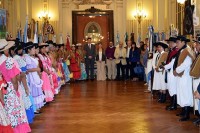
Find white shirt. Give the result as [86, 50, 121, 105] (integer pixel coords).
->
[99, 51, 102, 61]
[127, 47, 131, 58]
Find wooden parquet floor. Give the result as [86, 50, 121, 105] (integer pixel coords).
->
[30, 80, 200, 133]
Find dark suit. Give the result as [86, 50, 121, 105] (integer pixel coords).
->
[84, 44, 96, 79]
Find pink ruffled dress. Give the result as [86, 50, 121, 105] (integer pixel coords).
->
[38, 54, 54, 102]
[0, 55, 31, 133]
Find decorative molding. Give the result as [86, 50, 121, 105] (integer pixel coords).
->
[85, 6, 101, 13]
[61, 0, 70, 8]
[116, 0, 123, 8]
[81, 0, 104, 5]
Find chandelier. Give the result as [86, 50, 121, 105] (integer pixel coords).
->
[133, 9, 147, 24]
[83, 34, 104, 43]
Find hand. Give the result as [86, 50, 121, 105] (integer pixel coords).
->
[194, 91, 200, 99]
[129, 62, 131, 65]
[25, 89, 29, 96]
[109, 58, 112, 60]
[137, 62, 140, 64]
[173, 70, 178, 76]
[159, 65, 164, 69]
[155, 68, 159, 72]
[89, 56, 92, 59]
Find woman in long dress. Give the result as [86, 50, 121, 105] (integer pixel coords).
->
[24, 42, 45, 113]
[0, 72, 13, 133]
[76, 43, 87, 80]
[96, 42, 106, 81]
[37, 43, 54, 102]
[69, 44, 81, 80]
[0, 40, 31, 133]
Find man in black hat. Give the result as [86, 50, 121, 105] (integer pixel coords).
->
[191, 36, 200, 124]
[152, 41, 168, 103]
[173, 36, 193, 121]
[162, 37, 179, 110]
[83, 37, 96, 80]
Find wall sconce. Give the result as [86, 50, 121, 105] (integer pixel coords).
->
[38, 11, 51, 21]
[133, 9, 147, 24]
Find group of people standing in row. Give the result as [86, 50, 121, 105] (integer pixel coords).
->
[84, 37, 148, 81]
[0, 38, 90, 133]
[149, 35, 200, 125]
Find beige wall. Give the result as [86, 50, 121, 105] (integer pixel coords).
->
[3, 0, 178, 43]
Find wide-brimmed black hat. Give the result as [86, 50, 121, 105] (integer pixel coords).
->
[53, 43, 57, 46]
[34, 43, 39, 49]
[46, 40, 54, 44]
[165, 37, 177, 42]
[175, 36, 190, 42]
[14, 43, 23, 52]
[57, 44, 64, 48]
[24, 41, 34, 50]
[153, 41, 168, 49]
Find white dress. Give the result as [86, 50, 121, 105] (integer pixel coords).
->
[176, 55, 193, 107]
[164, 58, 177, 96]
[152, 51, 167, 90]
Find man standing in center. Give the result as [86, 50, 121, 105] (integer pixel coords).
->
[84, 37, 96, 80]
[114, 42, 127, 80]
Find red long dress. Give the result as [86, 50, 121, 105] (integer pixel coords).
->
[70, 52, 81, 80]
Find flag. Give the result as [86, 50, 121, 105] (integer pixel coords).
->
[116, 31, 120, 45]
[66, 34, 71, 51]
[124, 32, 128, 44]
[59, 34, 63, 44]
[148, 25, 154, 53]
[17, 29, 21, 41]
[33, 22, 38, 43]
[53, 35, 56, 43]
[24, 16, 28, 43]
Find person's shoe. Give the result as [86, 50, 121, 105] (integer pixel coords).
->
[193, 118, 200, 125]
[158, 93, 163, 103]
[179, 106, 190, 121]
[144, 83, 148, 86]
[160, 94, 166, 103]
[176, 108, 185, 116]
[167, 95, 177, 110]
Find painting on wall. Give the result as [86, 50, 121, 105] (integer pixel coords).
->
[0, 8, 6, 39]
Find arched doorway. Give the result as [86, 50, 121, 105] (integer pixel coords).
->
[72, 7, 114, 49]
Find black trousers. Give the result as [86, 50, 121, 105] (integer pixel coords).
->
[116, 61, 125, 80]
[126, 58, 131, 79]
[130, 62, 137, 78]
[85, 58, 95, 79]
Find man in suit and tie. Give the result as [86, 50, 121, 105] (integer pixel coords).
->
[84, 37, 96, 80]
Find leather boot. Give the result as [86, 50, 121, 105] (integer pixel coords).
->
[179, 106, 190, 121]
[166, 96, 173, 110]
[161, 93, 166, 103]
[176, 108, 184, 116]
[158, 93, 163, 103]
[167, 95, 177, 110]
